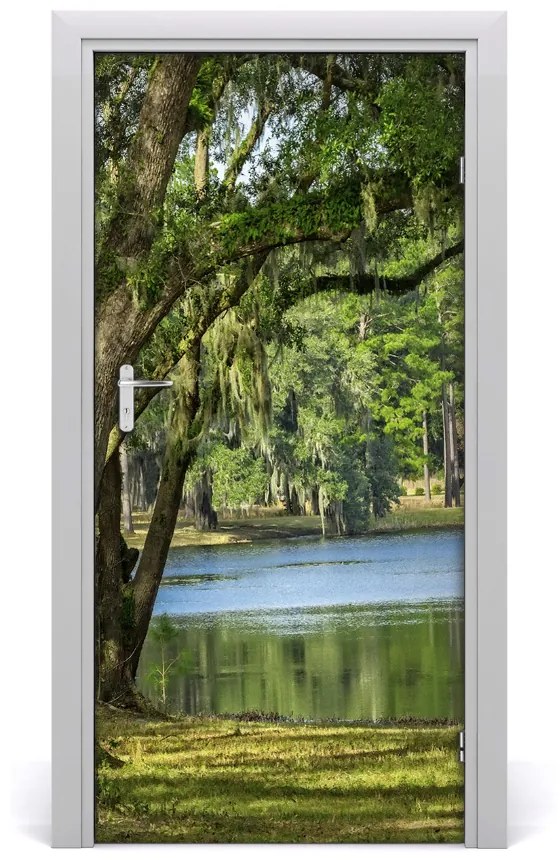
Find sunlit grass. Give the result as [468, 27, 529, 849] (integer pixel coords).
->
[377, 505, 464, 532]
[123, 503, 463, 550]
[96, 709, 464, 844]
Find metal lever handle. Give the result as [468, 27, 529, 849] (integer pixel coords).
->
[119, 364, 173, 432]
[118, 379, 174, 389]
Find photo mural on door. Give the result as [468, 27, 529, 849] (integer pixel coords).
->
[94, 51, 465, 843]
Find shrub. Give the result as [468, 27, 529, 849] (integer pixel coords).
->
[432, 483, 443, 495]
[414, 487, 425, 496]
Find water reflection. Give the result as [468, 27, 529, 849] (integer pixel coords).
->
[137, 529, 464, 720]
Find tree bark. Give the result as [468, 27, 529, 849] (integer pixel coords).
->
[328, 501, 346, 536]
[448, 383, 461, 507]
[94, 259, 193, 507]
[223, 101, 272, 192]
[442, 385, 453, 508]
[194, 127, 210, 201]
[280, 474, 302, 515]
[136, 457, 147, 511]
[129, 444, 194, 679]
[120, 444, 134, 533]
[289, 485, 303, 516]
[318, 486, 327, 536]
[96, 453, 137, 704]
[101, 54, 202, 265]
[140, 466, 147, 511]
[422, 411, 432, 501]
[358, 312, 371, 341]
[194, 469, 218, 531]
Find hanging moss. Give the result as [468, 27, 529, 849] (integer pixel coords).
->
[349, 225, 367, 277]
[361, 182, 378, 235]
[201, 307, 273, 446]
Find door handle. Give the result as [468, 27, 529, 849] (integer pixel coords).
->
[118, 364, 173, 432]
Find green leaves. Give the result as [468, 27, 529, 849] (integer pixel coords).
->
[146, 614, 193, 710]
[218, 181, 363, 258]
[148, 613, 180, 646]
[206, 444, 269, 510]
[377, 55, 464, 190]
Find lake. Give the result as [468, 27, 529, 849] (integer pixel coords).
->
[138, 528, 464, 721]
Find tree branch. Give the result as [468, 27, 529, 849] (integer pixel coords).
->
[105, 252, 270, 462]
[314, 239, 464, 297]
[114, 172, 414, 387]
[290, 55, 381, 118]
[217, 172, 412, 262]
[105, 237, 463, 467]
[194, 126, 210, 201]
[222, 101, 273, 193]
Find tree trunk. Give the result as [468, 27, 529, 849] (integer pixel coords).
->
[94, 55, 202, 505]
[194, 470, 218, 530]
[120, 444, 134, 533]
[96, 453, 138, 704]
[448, 383, 461, 507]
[97, 347, 201, 700]
[137, 459, 147, 511]
[290, 485, 303, 516]
[194, 127, 210, 201]
[318, 487, 327, 536]
[358, 312, 371, 341]
[327, 501, 345, 536]
[280, 473, 290, 513]
[442, 384, 453, 508]
[422, 410, 431, 501]
[101, 54, 202, 265]
[129, 441, 196, 679]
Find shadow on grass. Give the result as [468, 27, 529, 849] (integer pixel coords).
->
[115, 769, 462, 804]
[97, 716, 464, 844]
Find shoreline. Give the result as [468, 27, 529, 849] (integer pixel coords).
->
[163, 710, 463, 728]
[124, 504, 464, 550]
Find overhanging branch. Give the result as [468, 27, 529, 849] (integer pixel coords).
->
[218, 173, 412, 263]
[314, 239, 464, 297]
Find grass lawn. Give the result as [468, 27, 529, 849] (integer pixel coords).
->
[375, 504, 464, 534]
[124, 502, 464, 550]
[96, 708, 464, 844]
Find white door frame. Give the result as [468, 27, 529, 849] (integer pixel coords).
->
[52, 10, 507, 848]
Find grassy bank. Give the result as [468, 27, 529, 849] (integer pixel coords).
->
[96, 709, 464, 844]
[124, 502, 464, 550]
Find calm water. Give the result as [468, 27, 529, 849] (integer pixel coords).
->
[138, 529, 464, 720]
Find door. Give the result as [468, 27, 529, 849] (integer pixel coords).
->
[93, 47, 466, 845]
[52, 12, 507, 850]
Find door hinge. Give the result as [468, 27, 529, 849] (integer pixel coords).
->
[459, 156, 465, 185]
[458, 730, 465, 764]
